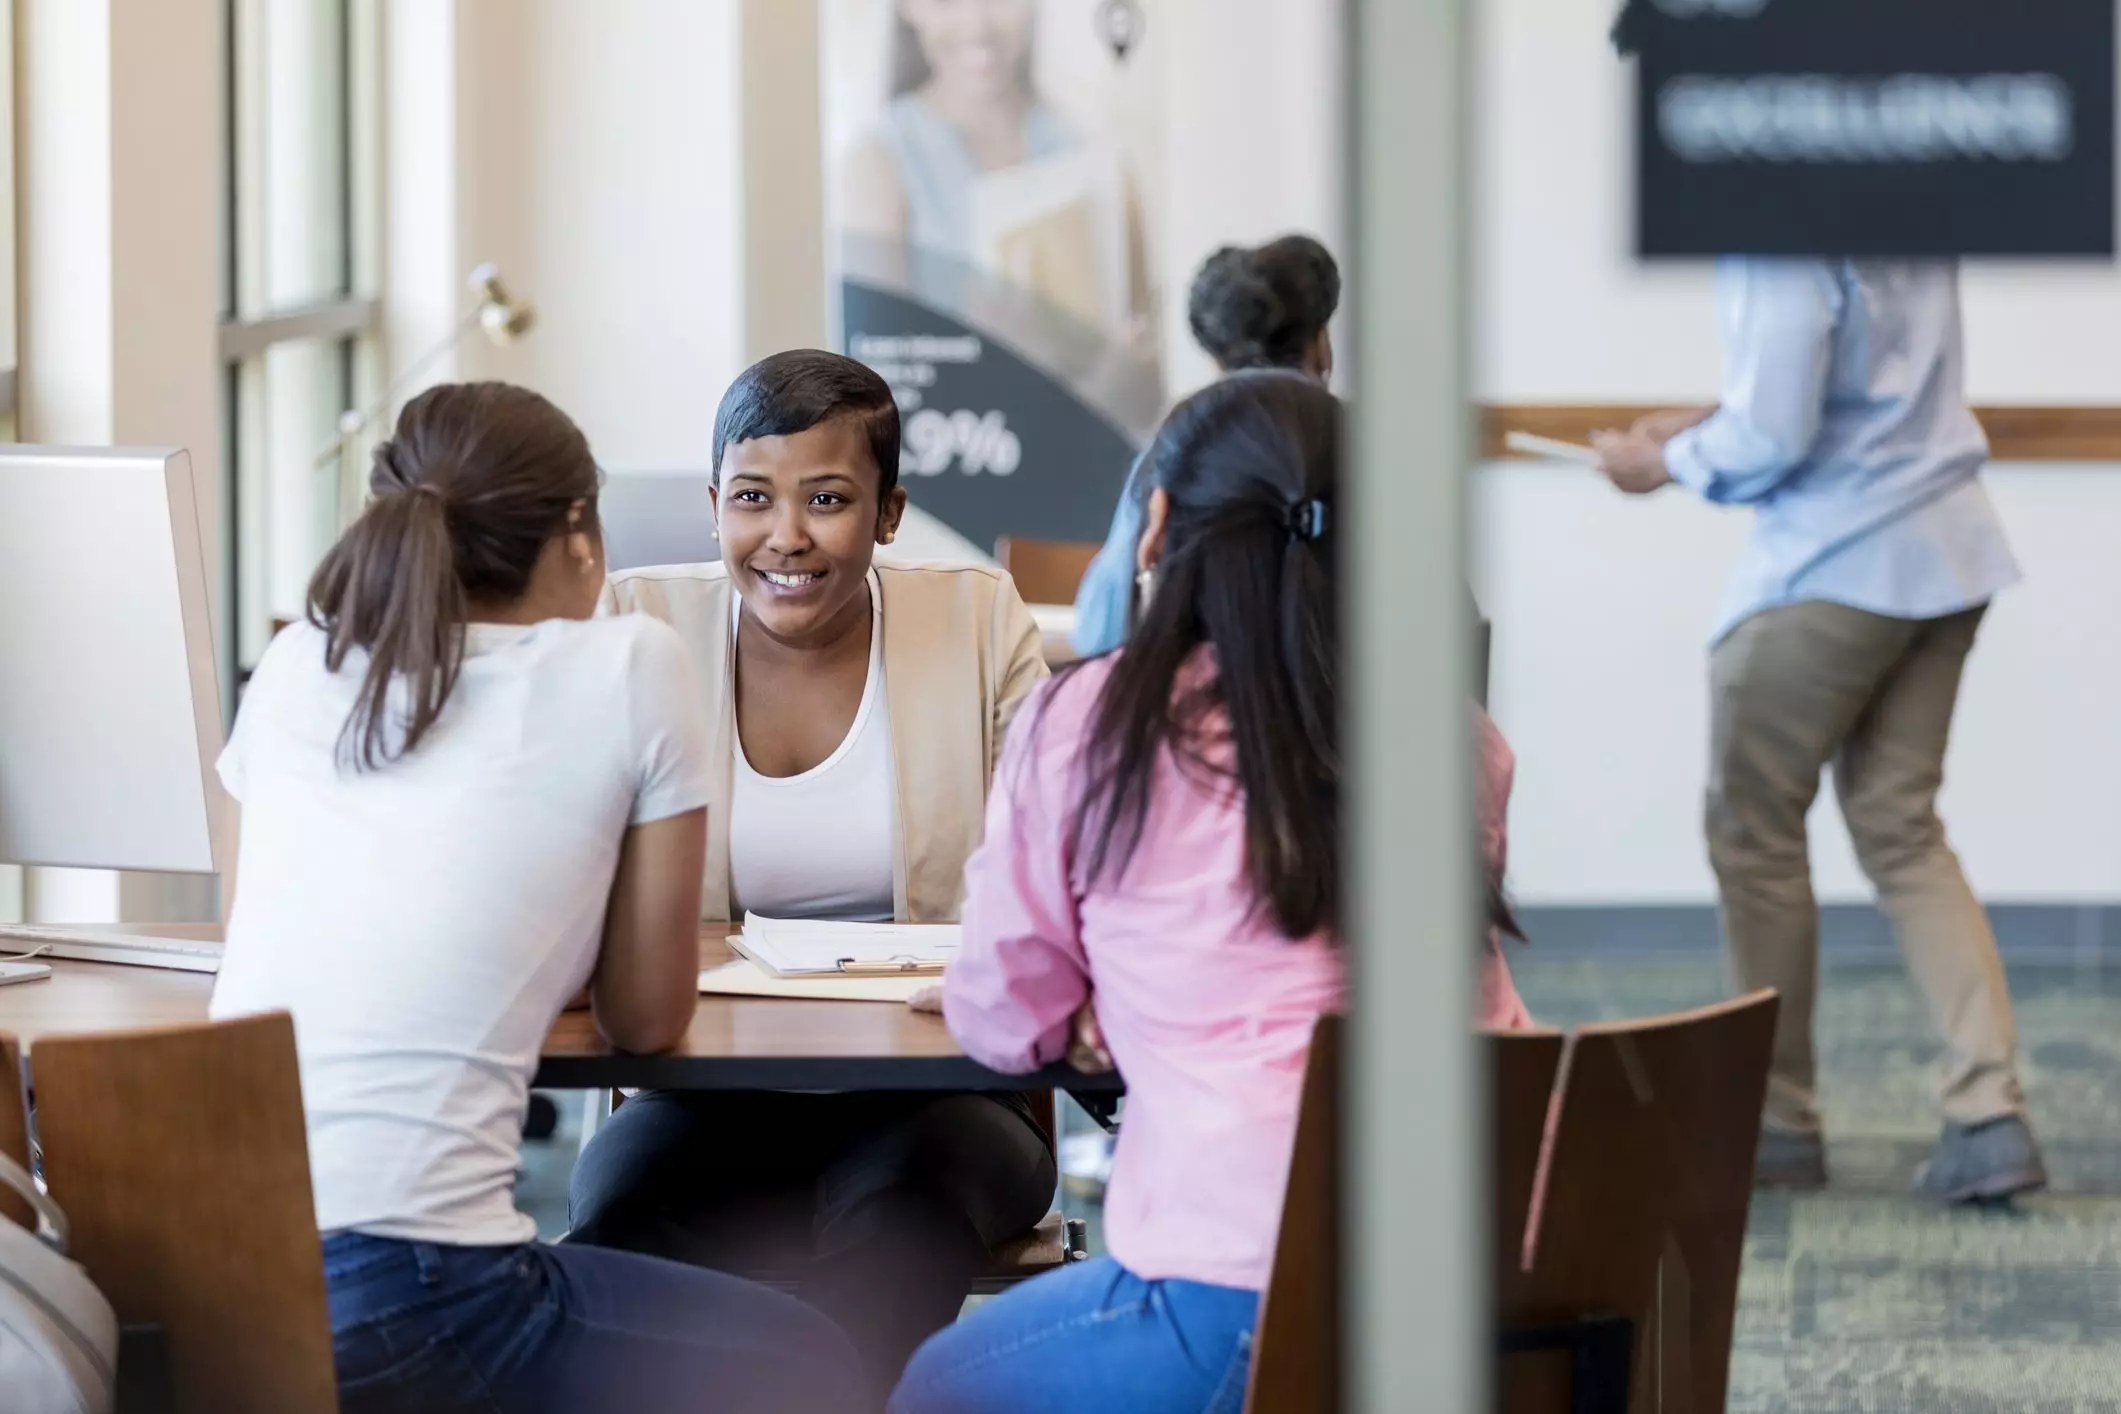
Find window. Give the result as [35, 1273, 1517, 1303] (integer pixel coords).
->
[221, 0, 381, 678]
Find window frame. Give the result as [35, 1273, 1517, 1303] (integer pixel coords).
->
[218, 0, 382, 687]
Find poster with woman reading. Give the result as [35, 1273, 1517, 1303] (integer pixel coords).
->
[825, 0, 1164, 558]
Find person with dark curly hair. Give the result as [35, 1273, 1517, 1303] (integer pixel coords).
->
[1071, 235, 1339, 656]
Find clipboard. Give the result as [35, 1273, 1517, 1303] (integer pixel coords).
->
[728, 937, 944, 978]
[698, 959, 931, 1004]
[727, 914, 959, 980]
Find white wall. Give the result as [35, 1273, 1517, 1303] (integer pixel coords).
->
[1475, 0, 2121, 903]
[382, 0, 462, 394]
[1156, 0, 1345, 399]
[446, 0, 746, 469]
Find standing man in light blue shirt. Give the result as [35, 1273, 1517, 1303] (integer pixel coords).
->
[1592, 257, 2043, 1203]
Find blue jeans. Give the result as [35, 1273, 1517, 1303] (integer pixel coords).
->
[888, 1257, 1259, 1414]
[323, 1232, 864, 1414]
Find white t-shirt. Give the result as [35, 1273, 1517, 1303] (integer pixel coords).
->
[728, 573, 897, 922]
[209, 615, 712, 1245]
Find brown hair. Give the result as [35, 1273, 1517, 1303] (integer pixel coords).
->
[306, 381, 600, 771]
[1488, 869, 1525, 943]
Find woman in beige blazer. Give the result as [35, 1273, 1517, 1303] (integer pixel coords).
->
[597, 556, 1044, 922]
[566, 351, 1056, 1408]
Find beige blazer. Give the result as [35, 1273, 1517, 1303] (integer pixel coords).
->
[603, 560, 1049, 923]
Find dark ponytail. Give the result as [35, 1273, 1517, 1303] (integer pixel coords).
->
[1488, 870, 1525, 943]
[1187, 235, 1342, 373]
[1061, 369, 1339, 939]
[306, 381, 600, 771]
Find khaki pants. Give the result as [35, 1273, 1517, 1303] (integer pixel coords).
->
[1707, 601, 2024, 1135]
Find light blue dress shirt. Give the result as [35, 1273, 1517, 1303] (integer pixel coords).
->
[1664, 257, 2020, 644]
[1073, 450, 1147, 656]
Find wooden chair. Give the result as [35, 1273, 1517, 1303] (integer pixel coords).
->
[1489, 1029, 1567, 1312]
[994, 536, 1100, 605]
[0, 1033, 30, 1229]
[1198, 990, 1775, 1413]
[30, 1012, 338, 1413]
[1243, 1013, 1340, 1414]
[1500, 991, 1779, 1414]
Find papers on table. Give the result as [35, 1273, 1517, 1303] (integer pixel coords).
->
[1026, 602, 1077, 638]
[728, 913, 961, 979]
[696, 959, 932, 1005]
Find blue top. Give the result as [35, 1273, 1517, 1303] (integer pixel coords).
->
[1073, 451, 1148, 656]
[877, 93, 1077, 259]
[1664, 258, 2019, 644]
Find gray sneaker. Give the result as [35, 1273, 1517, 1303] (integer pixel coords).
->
[1755, 1126, 1828, 1191]
[1914, 1115, 2048, 1204]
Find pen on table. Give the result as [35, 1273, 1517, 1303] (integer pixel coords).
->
[835, 957, 946, 977]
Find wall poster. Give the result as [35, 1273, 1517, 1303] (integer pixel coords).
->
[824, 0, 1165, 558]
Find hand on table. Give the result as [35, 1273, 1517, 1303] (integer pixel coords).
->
[905, 985, 1113, 1075]
[1590, 428, 1674, 496]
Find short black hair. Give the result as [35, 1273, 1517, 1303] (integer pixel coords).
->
[1186, 235, 1342, 372]
[711, 349, 902, 496]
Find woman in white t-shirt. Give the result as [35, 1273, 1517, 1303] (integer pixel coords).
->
[210, 382, 864, 1414]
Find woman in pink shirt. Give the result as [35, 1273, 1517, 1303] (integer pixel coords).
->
[891, 370, 1345, 1413]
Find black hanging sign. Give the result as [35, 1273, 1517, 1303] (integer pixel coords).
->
[1632, 0, 2115, 257]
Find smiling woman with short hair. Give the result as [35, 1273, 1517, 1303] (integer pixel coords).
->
[566, 349, 1056, 1407]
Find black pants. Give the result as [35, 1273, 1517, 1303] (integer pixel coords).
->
[565, 1090, 1055, 1408]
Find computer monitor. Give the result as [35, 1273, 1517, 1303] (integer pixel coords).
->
[0, 448, 226, 874]
[598, 470, 721, 572]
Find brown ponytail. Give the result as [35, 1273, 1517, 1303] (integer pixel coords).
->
[306, 381, 600, 770]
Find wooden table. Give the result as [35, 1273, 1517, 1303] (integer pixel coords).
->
[0, 926, 1118, 1094]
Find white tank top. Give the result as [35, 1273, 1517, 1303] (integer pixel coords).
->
[729, 573, 897, 922]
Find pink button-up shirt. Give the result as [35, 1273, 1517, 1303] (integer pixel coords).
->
[945, 659, 1528, 1292]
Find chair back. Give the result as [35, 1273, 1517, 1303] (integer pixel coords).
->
[1503, 991, 1778, 1414]
[994, 536, 1100, 605]
[1488, 1028, 1565, 1311]
[0, 1034, 28, 1229]
[30, 1012, 338, 1413]
[1244, 1013, 1340, 1414]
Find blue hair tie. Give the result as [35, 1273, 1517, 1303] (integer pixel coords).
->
[1285, 498, 1328, 543]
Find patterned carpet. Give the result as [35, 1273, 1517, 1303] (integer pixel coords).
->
[517, 938, 2121, 1411]
[1514, 947, 2121, 1414]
